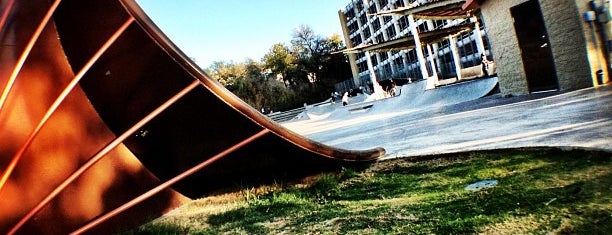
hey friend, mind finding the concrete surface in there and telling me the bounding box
[300,77,499,120]
[284,82,612,160]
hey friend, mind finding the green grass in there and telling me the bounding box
[124,148,611,234]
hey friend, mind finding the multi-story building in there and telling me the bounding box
[337,0,492,92]
[339,0,610,96]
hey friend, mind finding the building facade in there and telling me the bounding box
[339,0,611,96]
[466,0,610,95]
[338,0,493,92]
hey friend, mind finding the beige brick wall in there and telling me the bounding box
[480,0,530,95]
[480,0,599,95]
[540,0,592,90]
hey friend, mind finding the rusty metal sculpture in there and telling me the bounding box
[0,0,384,234]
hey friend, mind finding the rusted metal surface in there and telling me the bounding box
[71,129,271,235]
[0,0,15,38]
[0,0,384,234]
[7,80,199,235]
[0,1,189,234]
[0,0,61,114]
[0,17,134,196]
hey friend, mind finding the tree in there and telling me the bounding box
[291,24,325,84]
[208,25,353,111]
[319,34,353,89]
[207,61,246,87]
[290,25,352,101]
[207,59,303,112]
[263,43,294,88]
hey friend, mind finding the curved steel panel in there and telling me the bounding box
[51,0,384,197]
[0,0,383,233]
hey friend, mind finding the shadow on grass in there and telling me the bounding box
[205,200,312,234]
[130,148,611,234]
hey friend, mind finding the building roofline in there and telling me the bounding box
[340,21,474,54]
[372,0,469,19]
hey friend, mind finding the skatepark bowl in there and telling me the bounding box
[0,1,385,234]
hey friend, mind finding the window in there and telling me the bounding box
[357,52,366,59]
[386,26,396,39]
[348,21,358,34]
[371,54,378,66]
[363,27,371,39]
[406,50,417,63]
[432,20,446,29]
[417,22,427,32]
[394,0,405,8]
[358,61,368,72]
[379,0,389,8]
[380,52,389,61]
[344,7,355,21]
[458,32,478,67]
[355,1,364,12]
[351,34,363,46]
[439,52,455,78]
[359,14,367,25]
[383,16,392,24]
[375,33,384,43]
[398,16,409,31]
[394,57,405,70]
[372,18,381,31]
[383,64,392,75]
[438,39,449,48]
[368,4,377,14]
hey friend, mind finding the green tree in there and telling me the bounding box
[290,25,352,101]
[263,43,294,88]
[207,61,246,87]
[318,34,352,91]
[207,59,303,112]
[208,25,352,111]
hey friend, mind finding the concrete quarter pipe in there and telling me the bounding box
[0,0,384,234]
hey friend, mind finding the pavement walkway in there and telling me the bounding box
[283,84,612,160]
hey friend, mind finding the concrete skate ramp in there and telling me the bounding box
[0,0,384,234]
[377,77,499,112]
[365,77,498,116]
[306,77,498,121]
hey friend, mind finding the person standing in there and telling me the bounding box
[481,53,490,77]
[342,92,349,106]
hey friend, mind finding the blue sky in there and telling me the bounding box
[137,0,350,67]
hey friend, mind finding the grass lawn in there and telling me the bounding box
[125,148,611,234]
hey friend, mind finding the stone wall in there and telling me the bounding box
[480,0,530,95]
[480,0,598,95]
[540,0,593,90]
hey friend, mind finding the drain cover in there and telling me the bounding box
[465,179,498,191]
